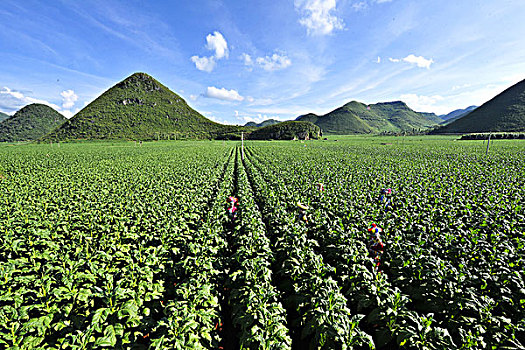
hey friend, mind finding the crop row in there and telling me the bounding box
[224,147,292,348]
[242,148,374,349]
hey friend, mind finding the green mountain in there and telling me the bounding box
[0,112,9,123]
[296,101,443,134]
[244,119,282,127]
[248,121,321,140]
[432,79,525,134]
[0,104,66,142]
[45,72,243,141]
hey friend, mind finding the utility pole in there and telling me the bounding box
[485,133,491,155]
[241,132,245,161]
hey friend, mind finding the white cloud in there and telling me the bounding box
[203,86,244,102]
[0,87,83,118]
[243,114,286,124]
[241,53,252,66]
[390,54,434,69]
[206,113,234,125]
[2,87,24,100]
[295,0,344,36]
[206,31,228,59]
[0,87,61,114]
[352,1,368,11]
[248,97,274,106]
[402,54,434,69]
[60,89,78,109]
[353,0,392,11]
[61,108,80,119]
[451,83,472,91]
[242,52,292,71]
[400,93,445,113]
[191,31,228,72]
[189,94,198,101]
[255,53,292,71]
[376,56,381,63]
[191,55,216,72]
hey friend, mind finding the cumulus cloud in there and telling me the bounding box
[191,55,216,73]
[400,93,445,113]
[389,54,434,69]
[61,108,80,119]
[0,87,61,114]
[206,114,234,125]
[242,52,292,71]
[256,54,292,71]
[241,53,253,66]
[295,0,344,36]
[61,89,78,109]
[377,56,381,63]
[206,31,228,59]
[191,31,228,72]
[203,86,244,102]
[403,54,434,68]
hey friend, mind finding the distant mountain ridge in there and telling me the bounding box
[432,79,525,134]
[244,119,282,128]
[0,104,66,142]
[439,106,477,125]
[297,100,443,134]
[44,72,244,141]
[0,112,9,123]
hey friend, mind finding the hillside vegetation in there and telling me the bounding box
[244,119,282,128]
[44,73,245,141]
[297,101,443,134]
[0,103,66,142]
[248,121,321,140]
[432,79,525,133]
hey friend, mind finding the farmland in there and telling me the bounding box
[0,137,524,349]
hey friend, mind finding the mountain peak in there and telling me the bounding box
[376,101,409,108]
[0,103,66,142]
[432,78,525,133]
[116,72,163,93]
[297,99,443,134]
[44,72,244,140]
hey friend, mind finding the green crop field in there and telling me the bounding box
[0,137,523,349]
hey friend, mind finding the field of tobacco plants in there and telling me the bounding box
[0,138,523,349]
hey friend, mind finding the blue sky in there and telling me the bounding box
[1,0,524,124]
